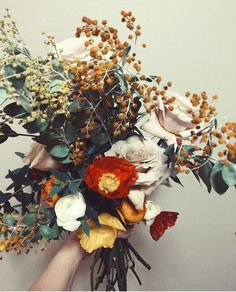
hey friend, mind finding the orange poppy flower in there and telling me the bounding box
[85,156,138,199]
[41,176,60,207]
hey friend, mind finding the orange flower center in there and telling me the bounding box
[98,173,120,193]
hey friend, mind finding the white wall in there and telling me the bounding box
[0,0,236,290]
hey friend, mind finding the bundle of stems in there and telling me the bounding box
[90,239,151,291]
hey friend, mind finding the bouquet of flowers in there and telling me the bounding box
[0,9,235,290]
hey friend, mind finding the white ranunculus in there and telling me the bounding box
[55,193,86,232]
[128,189,145,210]
[141,91,201,144]
[106,135,171,197]
[144,200,161,225]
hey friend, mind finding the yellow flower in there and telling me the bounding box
[77,213,126,253]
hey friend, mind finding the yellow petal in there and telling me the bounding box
[80,225,117,253]
[98,213,126,232]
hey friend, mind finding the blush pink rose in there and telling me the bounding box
[141,91,201,144]
[24,142,61,171]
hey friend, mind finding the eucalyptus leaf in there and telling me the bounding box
[23,118,49,134]
[50,79,64,93]
[50,144,69,158]
[3,102,28,118]
[48,183,64,198]
[15,152,25,159]
[65,122,77,144]
[50,169,70,182]
[222,163,236,186]
[39,224,58,239]
[68,179,81,193]
[81,220,90,236]
[5,214,16,227]
[0,87,7,104]
[18,95,32,113]
[210,162,228,194]
[23,213,38,226]
[198,161,213,193]
[0,192,12,204]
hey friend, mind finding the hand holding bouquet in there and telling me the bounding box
[0,9,235,290]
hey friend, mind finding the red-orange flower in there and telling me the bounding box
[85,156,138,199]
[41,176,60,207]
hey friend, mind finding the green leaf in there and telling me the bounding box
[222,163,236,186]
[91,130,109,145]
[4,214,16,227]
[68,179,81,193]
[44,208,55,223]
[50,144,69,158]
[210,162,228,194]
[18,95,32,113]
[50,79,64,93]
[65,122,77,144]
[0,192,12,204]
[33,130,62,146]
[51,59,64,73]
[50,169,70,182]
[15,152,25,159]
[39,224,58,239]
[23,213,38,226]
[48,183,64,197]
[23,117,49,134]
[198,161,213,193]
[3,102,28,118]
[81,220,90,236]
[0,87,7,104]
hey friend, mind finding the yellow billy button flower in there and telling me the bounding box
[77,213,126,253]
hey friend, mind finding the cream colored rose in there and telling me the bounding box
[144,200,161,225]
[141,91,200,144]
[24,142,61,171]
[106,135,171,199]
[55,193,86,232]
[56,37,93,63]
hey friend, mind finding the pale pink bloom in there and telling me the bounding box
[24,142,61,171]
[141,91,202,144]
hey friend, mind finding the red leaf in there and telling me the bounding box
[150,211,179,241]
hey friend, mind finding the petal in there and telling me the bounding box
[79,225,117,253]
[57,218,81,232]
[144,200,161,221]
[128,189,145,210]
[98,213,126,232]
[140,112,176,144]
[150,211,179,241]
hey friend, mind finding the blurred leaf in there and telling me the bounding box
[0,192,12,204]
[222,163,236,186]
[210,162,228,194]
[44,208,55,223]
[33,130,62,145]
[68,179,81,193]
[81,220,90,236]
[52,114,66,128]
[23,117,49,134]
[48,183,64,198]
[15,152,25,159]
[122,45,131,65]
[4,214,16,227]
[50,169,70,182]
[198,161,213,193]
[0,87,7,104]
[65,122,77,144]
[3,102,28,118]
[23,213,38,226]
[49,144,69,158]
[51,59,64,73]
[68,101,80,112]
[50,79,63,93]
[18,95,32,113]
[39,224,58,239]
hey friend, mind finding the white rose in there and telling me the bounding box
[56,37,112,64]
[106,135,171,206]
[56,37,93,63]
[141,91,201,144]
[144,200,161,225]
[55,193,86,231]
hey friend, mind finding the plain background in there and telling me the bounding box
[0,0,236,290]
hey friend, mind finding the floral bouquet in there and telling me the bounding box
[0,9,235,290]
